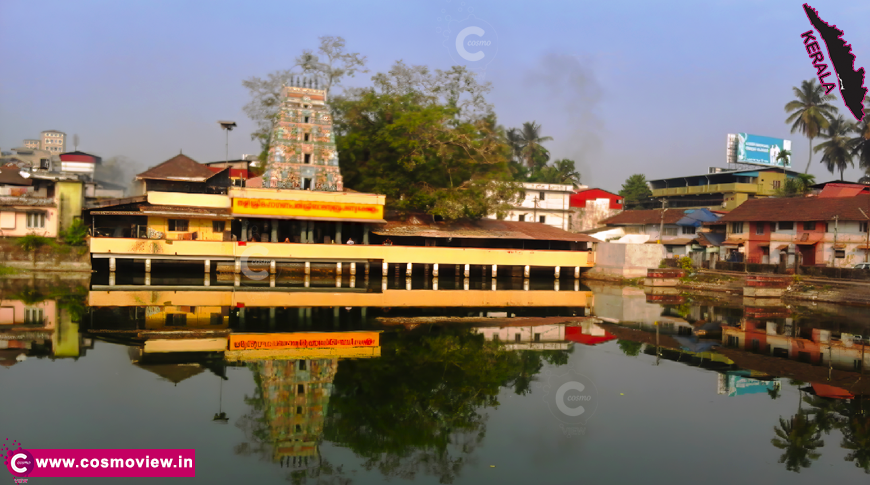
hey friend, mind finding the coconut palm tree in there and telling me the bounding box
[842,416,870,474]
[814,115,857,180]
[804,394,846,435]
[553,159,581,186]
[519,122,553,169]
[504,128,524,163]
[784,79,839,174]
[776,149,792,168]
[851,98,870,172]
[772,413,825,472]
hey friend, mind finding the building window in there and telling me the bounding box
[304,116,309,123]
[298,360,307,371]
[518,214,526,222]
[24,307,44,324]
[296,406,303,414]
[755,223,765,235]
[166,314,187,326]
[681,226,696,235]
[861,222,869,233]
[297,384,305,395]
[778,222,794,231]
[772,180,781,189]
[212,221,226,233]
[803,222,816,230]
[539,191,546,201]
[168,219,188,232]
[539,215,546,224]
[303,178,312,190]
[26,212,45,229]
[515,334,521,342]
[210,313,223,325]
[730,222,744,234]
[662,227,678,236]
[304,154,311,164]
[624,226,642,235]
[304,133,310,142]
[534,333,541,342]
[835,249,845,259]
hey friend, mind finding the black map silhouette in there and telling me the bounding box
[803,4,867,121]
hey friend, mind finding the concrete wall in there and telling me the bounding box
[586,283,665,323]
[585,242,666,278]
[569,199,622,232]
[57,181,83,232]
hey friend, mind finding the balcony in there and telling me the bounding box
[651,183,759,197]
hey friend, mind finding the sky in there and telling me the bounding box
[1,0,869,191]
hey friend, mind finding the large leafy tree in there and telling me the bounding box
[775,173,816,198]
[784,79,839,174]
[814,115,857,180]
[332,63,520,219]
[619,174,653,209]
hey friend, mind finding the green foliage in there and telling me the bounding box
[678,256,695,272]
[784,78,839,174]
[0,265,20,276]
[333,73,519,219]
[814,115,857,180]
[619,174,653,209]
[618,340,643,357]
[771,413,825,472]
[16,234,52,253]
[792,274,803,284]
[775,174,816,197]
[59,219,89,246]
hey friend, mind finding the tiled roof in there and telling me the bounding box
[373,216,600,243]
[718,194,870,222]
[818,183,870,198]
[136,154,220,182]
[0,164,33,186]
[600,209,685,226]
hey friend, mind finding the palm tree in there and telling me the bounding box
[804,394,846,435]
[842,416,870,474]
[553,159,581,186]
[519,122,553,169]
[776,149,792,169]
[851,98,870,172]
[784,79,839,174]
[814,115,857,180]
[771,413,825,472]
[504,128,524,163]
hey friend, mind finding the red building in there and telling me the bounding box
[570,188,623,210]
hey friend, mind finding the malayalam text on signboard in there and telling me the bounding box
[232,198,384,221]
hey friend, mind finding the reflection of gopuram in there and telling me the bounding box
[241,359,338,467]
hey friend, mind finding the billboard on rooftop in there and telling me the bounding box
[727,133,792,168]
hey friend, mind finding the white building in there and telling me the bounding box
[488,182,581,230]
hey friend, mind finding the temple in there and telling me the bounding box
[255,78,343,191]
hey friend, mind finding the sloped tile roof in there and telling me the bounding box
[136,154,219,182]
[718,194,870,222]
[374,216,600,242]
[600,209,685,225]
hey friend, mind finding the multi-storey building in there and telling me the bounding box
[487,182,577,230]
[259,79,342,191]
[649,167,800,211]
[41,130,66,154]
[717,194,870,266]
[23,139,41,150]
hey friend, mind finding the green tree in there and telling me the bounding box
[851,98,870,173]
[619,174,653,209]
[771,413,825,473]
[776,149,792,170]
[784,79,839,174]
[775,173,816,198]
[814,115,856,180]
[59,219,89,246]
[840,398,870,474]
[16,233,52,267]
[333,66,519,220]
[617,340,643,357]
[242,36,368,143]
[518,121,553,169]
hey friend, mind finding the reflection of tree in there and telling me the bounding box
[803,395,845,435]
[771,413,825,473]
[320,327,569,484]
[617,340,643,357]
[767,386,781,400]
[840,398,870,474]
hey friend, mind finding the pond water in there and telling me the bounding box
[2,275,869,484]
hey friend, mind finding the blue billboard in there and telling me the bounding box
[736,133,792,167]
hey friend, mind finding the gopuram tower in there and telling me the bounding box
[262,77,343,191]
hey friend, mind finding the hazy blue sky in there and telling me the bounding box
[1,0,868,191]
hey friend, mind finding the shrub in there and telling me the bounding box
[60,219,89,246]
[678,256,694,272]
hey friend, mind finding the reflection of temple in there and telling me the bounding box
[474,323,569,350]
[250,358,338,465]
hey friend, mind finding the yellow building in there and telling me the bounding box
[649,168,799,211]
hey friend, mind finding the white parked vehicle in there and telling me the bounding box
[854,262,870,270]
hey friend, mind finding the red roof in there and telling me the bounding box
[206,166,248,178]
[570,188,623,209]
[718,194,870,222]
[811,383,855,400]
[137,154,220,182]
[565,326,616,345]
[600,209,684,225]
[818,183,870,198]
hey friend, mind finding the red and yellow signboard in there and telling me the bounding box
[228,331,380,351]
[232,198,384,221]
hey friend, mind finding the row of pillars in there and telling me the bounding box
[382,276,581,292]
[383,263,581,279]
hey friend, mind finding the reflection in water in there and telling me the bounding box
[7,276,870,481]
